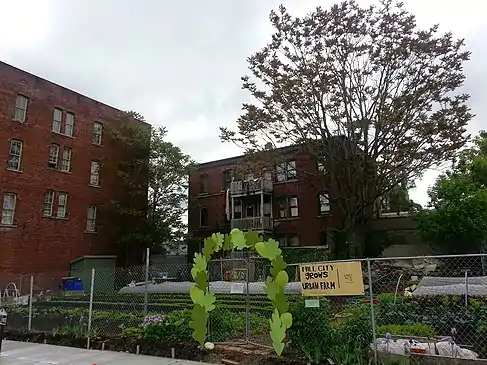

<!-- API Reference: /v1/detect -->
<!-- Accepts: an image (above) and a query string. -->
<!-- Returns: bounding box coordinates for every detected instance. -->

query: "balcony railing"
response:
[231,217,273,231]
[230,178,273,196]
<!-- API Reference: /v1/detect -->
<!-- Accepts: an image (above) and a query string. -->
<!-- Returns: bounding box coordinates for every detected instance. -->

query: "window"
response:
[222,169,233,190]
[65,112,75,137]
[60,147,72,172]
[43,190,54,216]
[319,193,331,214]
[90,161,100,186]
[48,144,60,169]
[86,206,97,232]
[7,139,22,171]
[277,196,299,218]
[200,207,209,226]
[92,122,103,145]
[57,193,68,218]
[52,108,62,133]
[276,160,296,182]
[234,200,242,219]
[200,174,209,194]
[277,234,300,247]
[13,95,28,122]
[1,193,17,225]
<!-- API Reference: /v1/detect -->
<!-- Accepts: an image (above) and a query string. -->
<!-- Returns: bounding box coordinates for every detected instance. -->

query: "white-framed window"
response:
[48,144,60,169]
[52,108,62,133]
[60,147,72,172]
[90,160,100,186]
[65,112,75,137]
[276,160,297,182]
[57,192,68,218]
[8,139,22,170]
[277,196,299,218]
[1,193,17,225]
[92,122,103,145]
[13,95,29,122]
[277,234,300,247]
[86,205,97,232]
[319,193,331,214]
[43,190,54,216]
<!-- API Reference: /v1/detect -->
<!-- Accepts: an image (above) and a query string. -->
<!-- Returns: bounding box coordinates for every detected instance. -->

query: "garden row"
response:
[6,293,487,363]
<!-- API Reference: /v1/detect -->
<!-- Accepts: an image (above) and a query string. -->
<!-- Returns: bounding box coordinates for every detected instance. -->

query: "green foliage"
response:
[289,298,335,363]
[107,111,195,251]
[143,311,193,342]
[289,299,373,364]
[415,131,487,253]
[53,325,89,338]
[190,228,291,356]
[378,324,436,338]
[207,308,268,342]
[122,326,145,339]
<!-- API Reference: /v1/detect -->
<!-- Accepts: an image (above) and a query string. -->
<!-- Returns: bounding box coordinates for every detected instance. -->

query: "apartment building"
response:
[188,145,412,256]
[188,146,343,250]
[0,62,149,274]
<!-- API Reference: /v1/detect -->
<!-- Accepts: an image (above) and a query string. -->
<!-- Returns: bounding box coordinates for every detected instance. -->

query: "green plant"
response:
[377,293,402,305]
[289,298,335,363]
[53,325,87,338]
[190,229,292,356]
[122,326,144,339]
[337,304,373,355]
[141,310,193,342]
[378,323,436,338]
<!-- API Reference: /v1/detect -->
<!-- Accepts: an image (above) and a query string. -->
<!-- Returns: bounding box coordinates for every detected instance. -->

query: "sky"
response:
[0,0,484,206]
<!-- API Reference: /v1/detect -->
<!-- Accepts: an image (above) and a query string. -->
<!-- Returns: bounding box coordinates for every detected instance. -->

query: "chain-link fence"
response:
[2,253,487,362]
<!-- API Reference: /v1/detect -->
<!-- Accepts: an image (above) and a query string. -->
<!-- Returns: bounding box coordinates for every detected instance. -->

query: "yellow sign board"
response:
[299,261,365,296]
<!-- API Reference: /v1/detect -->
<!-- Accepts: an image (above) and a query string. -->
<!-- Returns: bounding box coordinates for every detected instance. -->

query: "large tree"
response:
[220,0,472,258]
[415,132,487,254]
[109,111,194,257]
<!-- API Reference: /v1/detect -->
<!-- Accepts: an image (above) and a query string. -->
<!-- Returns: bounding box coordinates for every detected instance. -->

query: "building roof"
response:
[0,61,150,128]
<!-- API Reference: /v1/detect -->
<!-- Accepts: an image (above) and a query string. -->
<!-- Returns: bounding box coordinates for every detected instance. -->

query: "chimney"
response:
[264,142,273,150]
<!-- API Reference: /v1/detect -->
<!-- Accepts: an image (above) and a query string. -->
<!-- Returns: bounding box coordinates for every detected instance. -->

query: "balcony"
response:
[230,177,273,196]
[231,217,273,232]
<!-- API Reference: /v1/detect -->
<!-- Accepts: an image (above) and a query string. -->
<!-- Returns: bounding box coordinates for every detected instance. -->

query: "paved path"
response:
[0,341,211,365]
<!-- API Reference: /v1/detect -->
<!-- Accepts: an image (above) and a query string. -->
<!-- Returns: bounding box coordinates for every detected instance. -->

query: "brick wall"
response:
[0,62,148,274]
[188,150,343,247]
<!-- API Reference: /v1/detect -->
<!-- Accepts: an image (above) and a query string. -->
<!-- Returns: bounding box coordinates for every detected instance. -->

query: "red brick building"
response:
[188,145,412,256]
[0,62,148,274]
[188,146,344,248]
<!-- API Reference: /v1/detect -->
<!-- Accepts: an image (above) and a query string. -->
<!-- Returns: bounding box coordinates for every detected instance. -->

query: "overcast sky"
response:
[0,0,484,206]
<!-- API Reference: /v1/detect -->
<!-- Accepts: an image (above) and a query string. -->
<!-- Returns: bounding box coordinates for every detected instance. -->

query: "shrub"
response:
[139,311,193,342]
[378,323,436,338]
[336,304,373,354]
[288,298,335,364]
[208,308,268,342]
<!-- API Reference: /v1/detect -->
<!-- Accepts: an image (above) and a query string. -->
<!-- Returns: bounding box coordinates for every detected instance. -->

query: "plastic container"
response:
[62,277,84,292]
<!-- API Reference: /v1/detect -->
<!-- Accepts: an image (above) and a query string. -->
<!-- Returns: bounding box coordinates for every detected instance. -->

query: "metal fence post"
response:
[144,247,150,316]
[245,259,250,343]
[87,268,95,349]
[27,276,33,331]
[367,258,378,365]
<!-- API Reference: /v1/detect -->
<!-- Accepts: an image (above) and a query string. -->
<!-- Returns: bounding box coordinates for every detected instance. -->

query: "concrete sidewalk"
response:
[0,341,211,365]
